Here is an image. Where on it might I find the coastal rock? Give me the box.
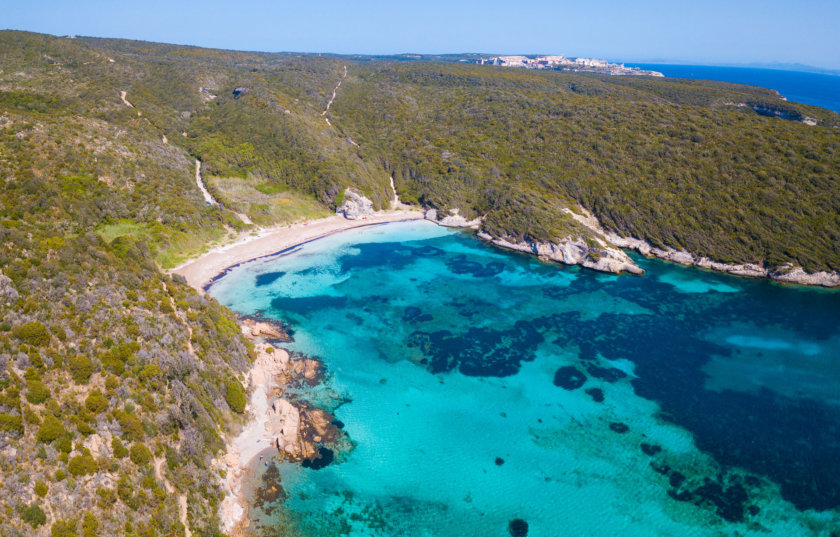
[566,206,840,287]
[268,398,300,455]
[477,231,643,275]
[0,271,19,304]
[426,207,482,228]
[336,188,375,220]
[241,317,291,341]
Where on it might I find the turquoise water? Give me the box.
[208,221,840,536]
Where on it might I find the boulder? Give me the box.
[0,272,18,304]
[336,188,375,220]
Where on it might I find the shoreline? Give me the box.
[172,209,424,291]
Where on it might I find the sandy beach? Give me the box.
[173,209,424,291]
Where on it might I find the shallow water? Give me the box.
[208,220,840,536]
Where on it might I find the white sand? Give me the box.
[173,209,424,291]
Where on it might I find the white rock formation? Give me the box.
[425,208,482,228]
[476,232,643,275]
[336,188,375,220]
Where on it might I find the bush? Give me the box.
[129,443,152,466]
[225,379,246,413]
[67,453,97,476]
[37,415,67,443]
[111,437,129,458]
[68,355,94,384]
[26,378,50,404]
[84,389,109,414]
[21,503,46,528]
[82,512,99,537]
[35,481,48,497]
[116,411,144,441]
[50,518,78,537]
[13,321,51,347]
[0,413,23,434]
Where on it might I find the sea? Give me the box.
[626,64,840,113]
[208,221,840,537]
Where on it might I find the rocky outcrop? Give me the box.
[0,271,18,305]
[336,188,375,220]
[477,232,644,275]
[425,208,482,228]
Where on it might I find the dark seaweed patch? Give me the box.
[508,518,528,536]
[302,447,334,470]
[407,320,543,377]
[586,364,627,383]
[585,387,604,402]
[403,306,433,324]
[445,254,505,278]
[553,366,586,390]
[255,271,285,287]
[609,422,629,434]
[641,443,662,456]
[495,457,505,466]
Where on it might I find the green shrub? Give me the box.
[26,378,50,404]
[111,437,129,458]
[35,481,48,497]
[129,443,152,466]
[81,512,99,537]
[21,503,46,528]
[50,518,78,537]
[0,413,23,434]
[68,355,94,384]
[13,321,51,347]
[37,415,67,443]
[84,389,109,414]
[67,453,97,477]
[55,469,66,481]
[225,379,246,413]
[116,411,144,441]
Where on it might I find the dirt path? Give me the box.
[153,455,191,536]
[194,160,217,206]
[119,90,134,108]
[322,65,347,124]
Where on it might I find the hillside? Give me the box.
[0,29,839,536]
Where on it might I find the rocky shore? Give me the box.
[216,320,345,535]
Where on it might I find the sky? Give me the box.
[3,0,840,70]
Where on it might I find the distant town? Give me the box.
[475,55,664,77]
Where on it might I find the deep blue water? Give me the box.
[627,64,840,113]
[209,221,840,536]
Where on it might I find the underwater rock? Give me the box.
[585,387,605,402]
[508,518,528,536]
[495,457,505,466]
[553,366,587,390]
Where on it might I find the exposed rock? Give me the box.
[477,231,644,275]
[268,399,300,455]
[425,207,482,228]
[0,271,19,304]
[564,205,840,287]
[232,86,249,99]
[240,316,291,342]
[336,188,375,220]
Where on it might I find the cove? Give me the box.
[208,220,840,536]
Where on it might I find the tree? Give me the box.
[84,390,109,414]
[13,321,50,346]
[68,355,94,384]
[225,379,246,413]
[129,443,152,466]
[36,415,67,443]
